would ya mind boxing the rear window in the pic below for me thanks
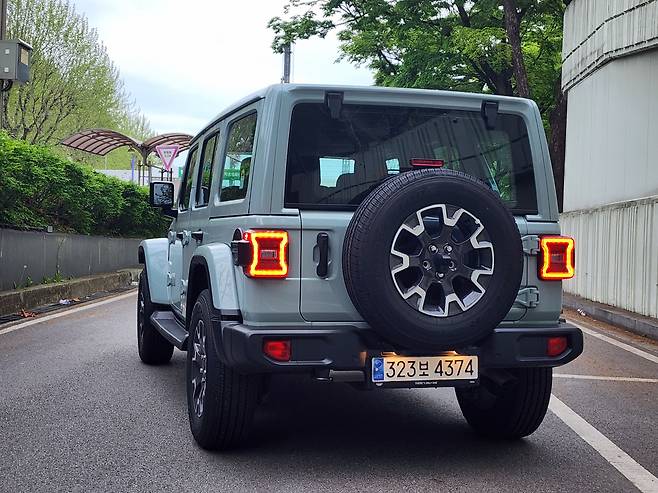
[284,103,537,214]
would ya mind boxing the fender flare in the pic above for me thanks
[138,238,169,305]
[188,243,240,317]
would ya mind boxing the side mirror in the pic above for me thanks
[149,181,177,217]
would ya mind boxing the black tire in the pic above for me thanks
[186,289,261,450]
[343,168,523,350]
[455,367,552,439]
[137,270,174,365]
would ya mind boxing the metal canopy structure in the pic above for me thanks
[60,129,193,184]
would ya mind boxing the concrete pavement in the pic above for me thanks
[0,294,656,492]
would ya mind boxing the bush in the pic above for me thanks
[0,133,169,237]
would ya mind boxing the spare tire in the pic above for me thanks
[343,168,523,350]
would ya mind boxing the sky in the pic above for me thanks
[72,0,374,138]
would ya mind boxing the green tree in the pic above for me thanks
[269,0,568,208]
[2,0,154,170]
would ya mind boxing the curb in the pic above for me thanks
[0,269,141,317]
[563,293,658,341]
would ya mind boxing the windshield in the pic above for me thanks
[284,103,538,214]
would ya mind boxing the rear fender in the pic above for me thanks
[138,238,169,305]
[192,243,240,316]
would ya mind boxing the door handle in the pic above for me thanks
[316,232,329,278]
[191,230,204,242]
[177,230,191,245]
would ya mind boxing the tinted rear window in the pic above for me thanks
[284,103,537,214]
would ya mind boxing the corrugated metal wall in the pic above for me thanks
[563,0,658,90]
[561,196,658,318]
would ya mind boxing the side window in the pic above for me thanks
[219,113,257,202]
[195,133,219,207]
[179,146,199,211]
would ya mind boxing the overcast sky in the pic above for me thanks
[72,0,373,137]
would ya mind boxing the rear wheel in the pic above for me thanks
[137,270,174,365]
[186,289,262,450]
[455,367,552,439]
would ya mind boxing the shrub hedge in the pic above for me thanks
[0,133,169,237]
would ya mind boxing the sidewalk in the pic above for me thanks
[563,293,658,341]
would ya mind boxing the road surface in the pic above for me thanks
[0,292,656,492]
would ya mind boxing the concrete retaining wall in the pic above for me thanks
[0,228,143,291]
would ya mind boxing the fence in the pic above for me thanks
[561,195,658,318]
[0,228,143,291]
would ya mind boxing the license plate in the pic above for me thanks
[371,354,478,384]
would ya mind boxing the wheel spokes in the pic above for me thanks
[390,204,495,318]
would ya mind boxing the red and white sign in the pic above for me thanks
[155,144,180,172]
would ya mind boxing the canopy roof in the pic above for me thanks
[60,129,192,157]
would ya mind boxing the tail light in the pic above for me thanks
[547,336,568,357]
[263,339,291,361]
[539,236,575,280]
[232,230,289,278]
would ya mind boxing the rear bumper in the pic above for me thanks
[216,321,583,374]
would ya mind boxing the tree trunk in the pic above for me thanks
[502,0,531,98]
[549,87,568,212]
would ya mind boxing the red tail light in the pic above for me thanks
[539,236,575,280]
[547,336,568,357]
[244,230,289,278]
[263,339,291,361]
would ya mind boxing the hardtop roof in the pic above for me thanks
[192,83,533,142]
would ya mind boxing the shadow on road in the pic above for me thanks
[154,354,545,481]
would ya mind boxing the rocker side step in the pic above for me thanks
[150,311,188,350]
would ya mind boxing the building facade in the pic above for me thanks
[561,0,658,318]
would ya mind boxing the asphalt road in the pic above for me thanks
[0,292,656,492]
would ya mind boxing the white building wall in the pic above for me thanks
[561,0,658,316]
[563,0,658,91]
[562,49,658,212]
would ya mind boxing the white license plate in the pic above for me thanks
[371,355,478,383]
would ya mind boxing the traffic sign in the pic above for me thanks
[155,144,180,172]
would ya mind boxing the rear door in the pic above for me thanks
[299,211,361,321]
[286,100,536,322]
[180,131,219,318]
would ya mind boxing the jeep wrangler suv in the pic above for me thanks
[138,84,582,450]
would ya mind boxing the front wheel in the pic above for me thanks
[186,289,262,450]
[137,270,174,365]
[455,367,552,439]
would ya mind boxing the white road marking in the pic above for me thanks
[554,373,658,383]
[567,319,658,364]
[550,395,658,493]
[0,291,136,337]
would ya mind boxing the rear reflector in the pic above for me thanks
[539,236,575,280]
[244,230,289,278]
[547,336,568,357]
[263,339,291,362]
[410,158,444,168]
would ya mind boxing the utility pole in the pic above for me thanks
[281,43,292,84]
[0,0,7,39]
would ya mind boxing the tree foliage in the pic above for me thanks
[269,0,568,206]
[0,132,169,237]
[2,0,153,169]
